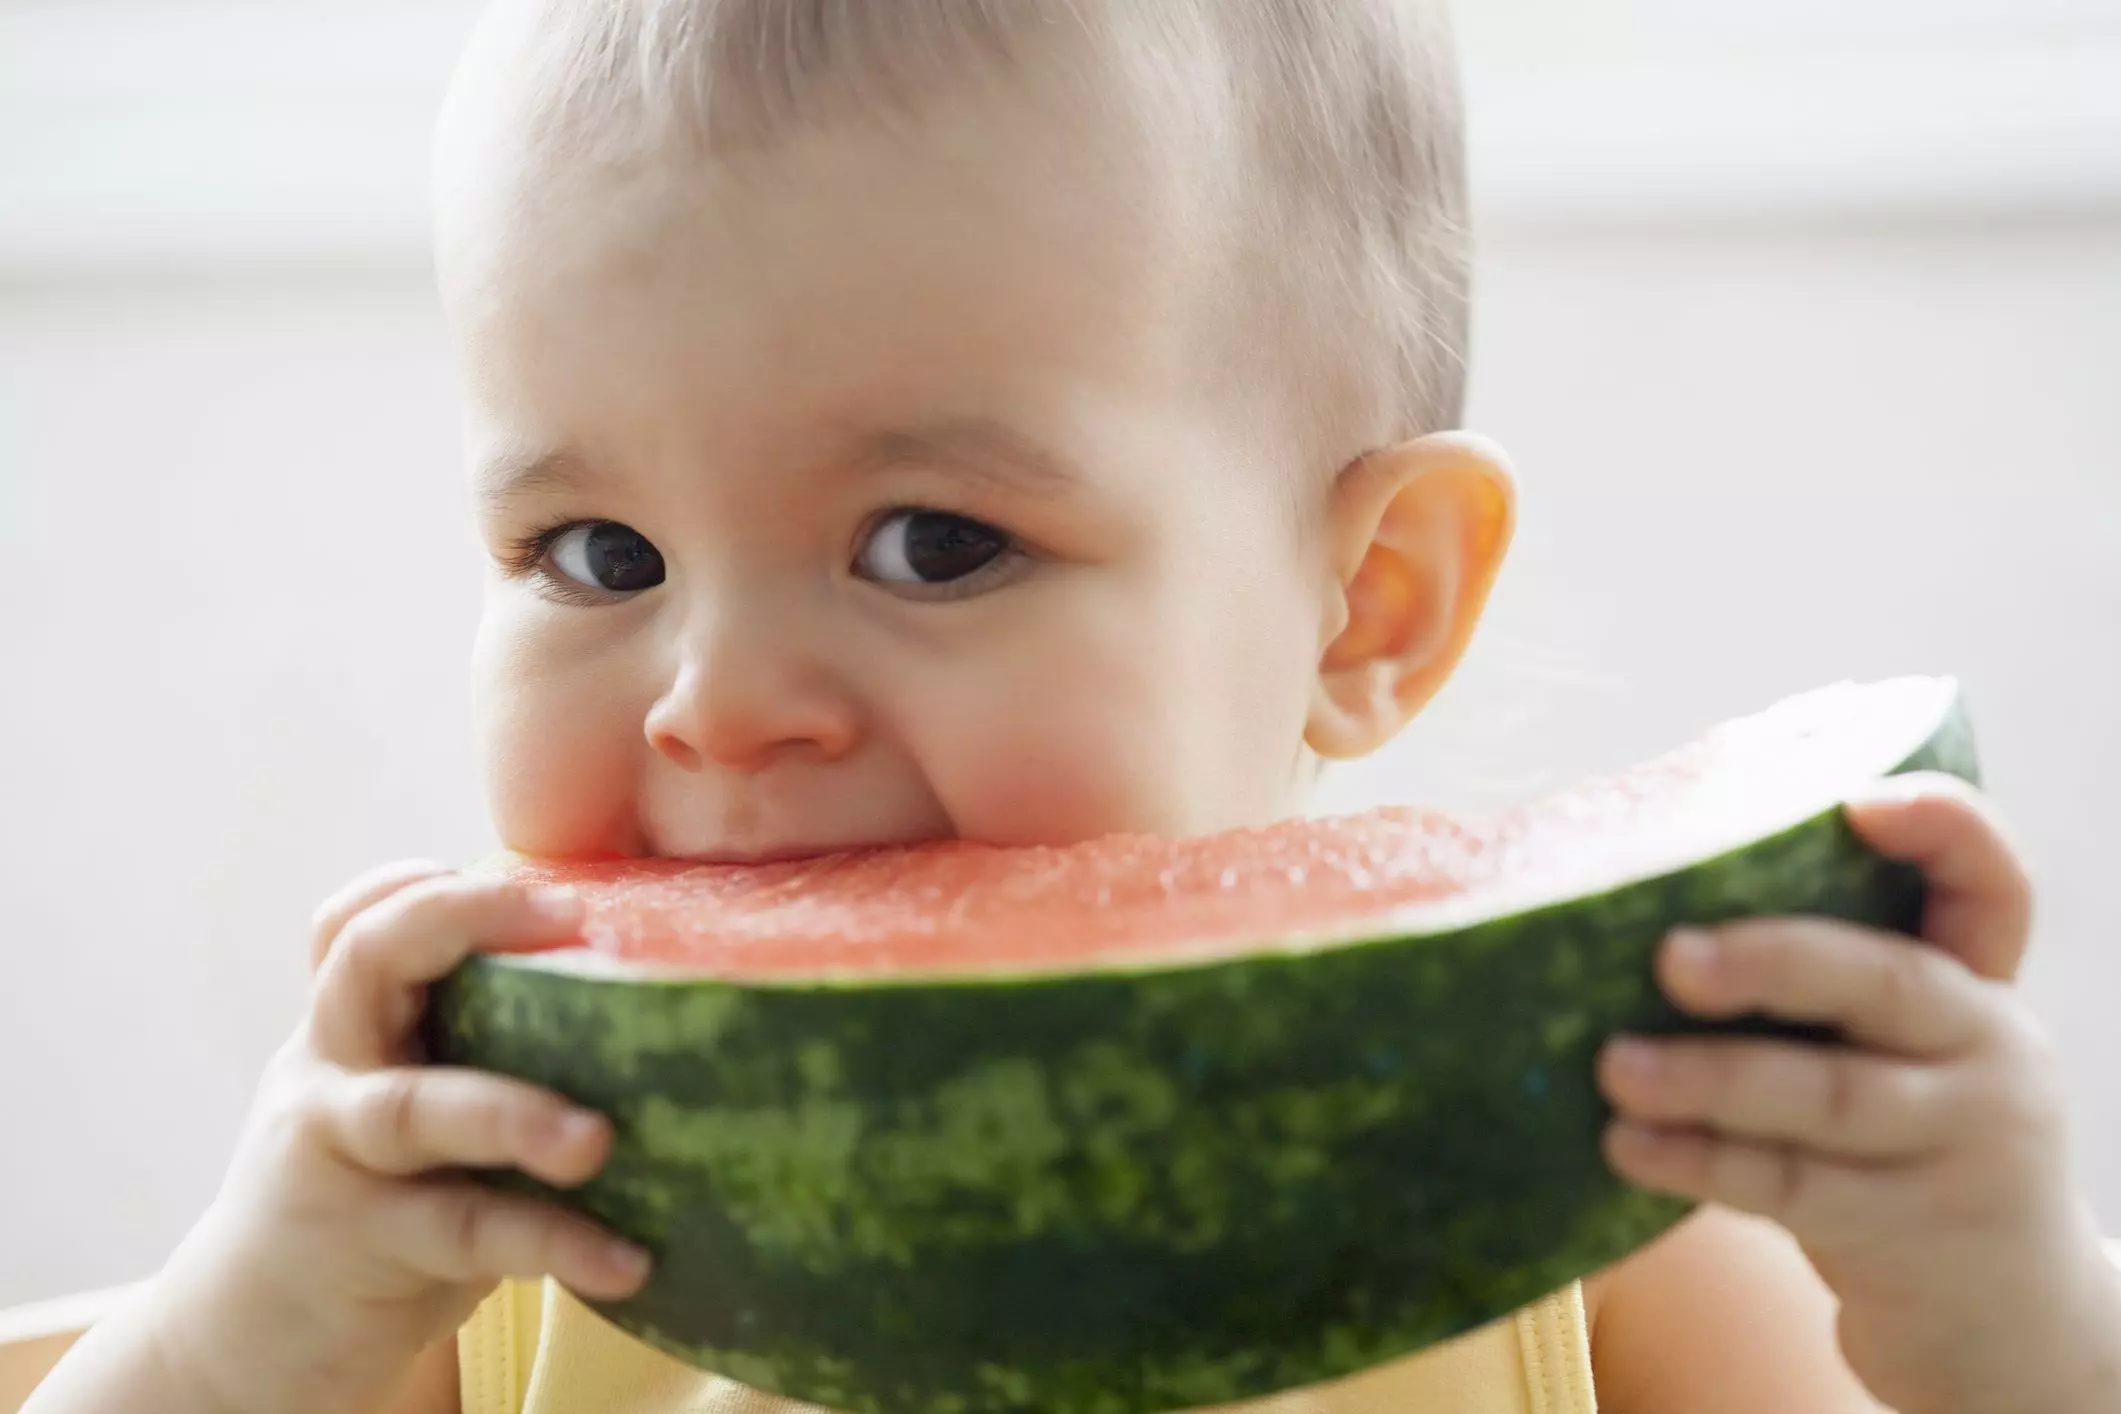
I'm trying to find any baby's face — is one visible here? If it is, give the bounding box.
[443,74,1339,862]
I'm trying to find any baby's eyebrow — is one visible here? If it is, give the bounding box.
[475,419,1082,510]
[846,418,1082,500]
[476,448,595,510]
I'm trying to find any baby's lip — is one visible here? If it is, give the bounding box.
[664,839,939,866]
[654,824,958,866]
[666,844,846,866]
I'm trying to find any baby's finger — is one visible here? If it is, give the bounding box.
[1842,772,2034,982]
[1657,920,1994,1059]
[312,877,583,1068]
[1599,1033,1952,1160]
[1604,1121,1895,1244]
[310,860,450,971]
[380,1182,653,1302]
[332,1067,612,1186]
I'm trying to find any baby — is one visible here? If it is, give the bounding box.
[28,1,2121,1412]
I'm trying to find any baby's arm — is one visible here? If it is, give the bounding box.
[25,864,642,1414]
[20,1312,459,1414]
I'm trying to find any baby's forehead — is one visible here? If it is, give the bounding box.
[445,0,1111,173]
[440,0,1470,455]
[436,1,1180,313]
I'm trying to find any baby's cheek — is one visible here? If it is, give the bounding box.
[487,720,641,856]
[913,668,1193,847]
[473,615,644,856]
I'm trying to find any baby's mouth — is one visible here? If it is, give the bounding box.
[662,830,958,867]
[646,801,960,864]
[665,843,853,866]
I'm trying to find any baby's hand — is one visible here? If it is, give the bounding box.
[147,863,651,1414]
[1596,774,2121,1414]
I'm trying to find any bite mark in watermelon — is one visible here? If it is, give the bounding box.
[427,675,1978,1414]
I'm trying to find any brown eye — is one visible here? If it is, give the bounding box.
[549,521,665,593]
[857,510,1011,585]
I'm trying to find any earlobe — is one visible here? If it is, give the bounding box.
[1306,432,1516,761]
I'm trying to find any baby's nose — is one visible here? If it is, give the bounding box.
[642,617,861,773]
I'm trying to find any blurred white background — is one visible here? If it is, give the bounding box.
[3,0,2119,1306]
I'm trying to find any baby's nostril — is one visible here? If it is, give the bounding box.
[653,732,704,772]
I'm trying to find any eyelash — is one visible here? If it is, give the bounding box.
[851,506,1029,600]
[498,520,613,608]
[498,512,1033,606]
[498,522,567,577]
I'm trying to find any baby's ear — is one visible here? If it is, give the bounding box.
[1306,431,1515,760]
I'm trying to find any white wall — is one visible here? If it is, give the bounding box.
[5,2,2120,1308]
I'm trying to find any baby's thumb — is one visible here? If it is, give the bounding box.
[1842,771,2033,982]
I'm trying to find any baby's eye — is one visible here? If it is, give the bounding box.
[549,521,665,594]
[856,510,1014,587]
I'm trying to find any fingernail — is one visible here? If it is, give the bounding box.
[1846,773,1931,806]
[553,1109,606,1152]
[1666,927,1716,971]
[604,1240,652,1283]
[1605,1120,1667,1160]
[1606,1036,1661,1080]
[529,886,584,924]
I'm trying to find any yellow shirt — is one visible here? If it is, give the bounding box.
[458,1278,1595,1414]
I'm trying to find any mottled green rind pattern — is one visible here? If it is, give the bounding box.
[427,693,1977,1414]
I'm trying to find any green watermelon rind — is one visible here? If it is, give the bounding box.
[427,683,1977,1414]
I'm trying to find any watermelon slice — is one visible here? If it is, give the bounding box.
[428,675,1977,1414]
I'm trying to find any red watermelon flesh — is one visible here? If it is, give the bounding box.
[486,677,1951,983]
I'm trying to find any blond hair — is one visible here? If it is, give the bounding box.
[443,0,1469,455]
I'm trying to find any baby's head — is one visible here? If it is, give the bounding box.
[435,0,1514,862]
